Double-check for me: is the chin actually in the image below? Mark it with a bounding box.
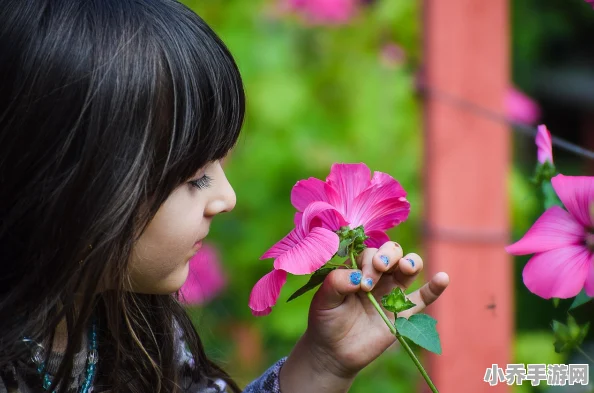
[130,263,191,295]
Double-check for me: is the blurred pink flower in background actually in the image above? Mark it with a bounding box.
[506,87,541,125]
[585,0,594,9]
[379,42,406,68]
[506,175,594,299]
[281,0,359,25]
[535,124,554,165]
[180,244,227,306]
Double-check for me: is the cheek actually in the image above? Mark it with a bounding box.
[127,186,206,294]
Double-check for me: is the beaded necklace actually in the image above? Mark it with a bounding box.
[22,319,98,393]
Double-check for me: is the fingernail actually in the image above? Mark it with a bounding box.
[350,271,362,285]
[364,278,373,288]
[380,255,389,266]
[407,258,415,267]
[394,242,400,248]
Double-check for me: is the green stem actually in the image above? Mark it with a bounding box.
[396,334,439,393]
[576,346,594,365]
[365,292,396,335]
[365,292,439,393]
[349,250,357,269]
[350,249,439,392]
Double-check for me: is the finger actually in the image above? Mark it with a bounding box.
[360,242,403,292]
[373,241,403,273]
[399,272,450,318]
[371,252,423,296]
[392,253,423,289]
[354,247,377,268]
[311,269,363,311]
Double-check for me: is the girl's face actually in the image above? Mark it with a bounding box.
[128,160,236,294]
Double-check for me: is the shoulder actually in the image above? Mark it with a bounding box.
[242,357,287,393]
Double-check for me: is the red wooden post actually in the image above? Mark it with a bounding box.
[423,1,513,392]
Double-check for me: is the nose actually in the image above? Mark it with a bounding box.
[204,163,236,217]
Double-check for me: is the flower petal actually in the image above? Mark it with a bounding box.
[179,245,226,305]
[505,206,584,255]
[535,125,553,165]
[291,177,329,212]
[248,269,288,316]
[364,230,390,248]
[584,256,594,297]
[523,246,591,299]
[301,200,348,232]
[370,171,407,197]
[273,227,339,274]
[551,174,594,228]
[326,163,372,216]
[261,226,304,260]
[349,183,411,231]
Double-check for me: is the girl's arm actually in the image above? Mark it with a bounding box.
[277,334,355,393]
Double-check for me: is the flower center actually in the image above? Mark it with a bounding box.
[585,232,594,251]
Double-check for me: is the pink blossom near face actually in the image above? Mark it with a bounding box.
[505,174,594,299]
[179,243,227,306]
[249,163,410,315]
[506,87,541,125]
[535,124,554,165]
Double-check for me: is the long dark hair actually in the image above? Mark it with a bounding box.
[0,0,245,392]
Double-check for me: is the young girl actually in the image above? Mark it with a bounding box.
[0,0,450,392]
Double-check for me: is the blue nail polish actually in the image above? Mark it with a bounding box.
[364,278,373,288]
[350,271,362,285]
[380,255,389,266]
[407,258,415,267]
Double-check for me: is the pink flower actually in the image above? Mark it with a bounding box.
[535,124,553,165]
[505,174,594,299]
[179,244,227,306]
[506,87,541,125]
[283,0,358,25]
[249,163,410,315]
[586,0,594,8]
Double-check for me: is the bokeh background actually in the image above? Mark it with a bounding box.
[178,0,594,391]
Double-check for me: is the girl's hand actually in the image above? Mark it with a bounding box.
[279,241,449,393]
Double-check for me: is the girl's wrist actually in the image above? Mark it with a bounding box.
[279,332,356,393]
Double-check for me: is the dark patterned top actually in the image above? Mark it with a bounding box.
[0,330,286,393]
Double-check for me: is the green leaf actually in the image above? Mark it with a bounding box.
[552,298,560,308]
[396,314,442,355]
[569,289,593,310]
[337,238,354,258]
[381,287,416,314]
[552,315,590,353]
[287,267,336,302]
[541,181,563,210]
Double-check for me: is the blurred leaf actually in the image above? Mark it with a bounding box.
[541,180,563,210]
[552,315,590,353]
[396,315,442,355]
[570,289,594,310]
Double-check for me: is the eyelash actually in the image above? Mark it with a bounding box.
[189,175,213,190]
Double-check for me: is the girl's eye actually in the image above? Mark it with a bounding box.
[189,175,213,190]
